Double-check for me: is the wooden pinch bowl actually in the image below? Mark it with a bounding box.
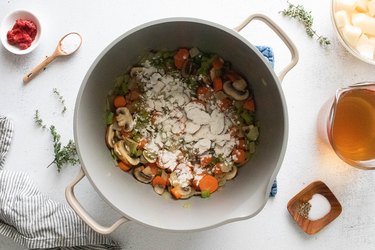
[287,181,342,235]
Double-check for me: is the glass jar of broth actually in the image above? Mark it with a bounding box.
[318,82,375,170]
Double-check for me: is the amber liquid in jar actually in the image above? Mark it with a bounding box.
[330,88,375,162]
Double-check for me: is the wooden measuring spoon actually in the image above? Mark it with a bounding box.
[23,32,82,83]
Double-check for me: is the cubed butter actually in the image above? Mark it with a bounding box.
[369,37,375,45]
[352,13,368,26]
[342,25,363,46]
[357,33,370,45]
[335,10,351,28]
[355,0,369,12]
[356,43,375,59]
[335,0,357,12]
[368,0,375,16]
[352,13,375,36]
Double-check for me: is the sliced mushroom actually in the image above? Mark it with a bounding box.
[105,124,115,149]
[219,162,233,173]
[143,150,157,163]
[225,165,238,180]
[153,185,165,195]
[153,171,168,195]
[174,185,196,199]
[133,166,153,184]
[232,79,247,92]
[182,59,198,77]
[113,140,140,166]
[115,107,134,132]
[223,80,249,101]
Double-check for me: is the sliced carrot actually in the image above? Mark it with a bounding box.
[199,175,219,193]
[212,56,224,70]
[137,138,148,149]
[238,138,246,150]
[113,95,127,108]
[197,86,210,96]
[174,48,189,69]
[152,176,167,187]
[243,98,255,111]
[117,161,131,172]
[225,71,240,82]
[146,162,159,175]
[213,163,223,175]
[200,155,212,168]
[218,97,232,111]
[170,187,182,199]
[232,148,246,164]
[213,77,223,91]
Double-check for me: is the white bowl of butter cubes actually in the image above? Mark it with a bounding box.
[333,0,375,64]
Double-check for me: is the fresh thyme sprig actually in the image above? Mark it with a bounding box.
[34,110,46,129]
[47,125,79,172]
[53,88,67,113]
[280,1,331,47]
[34,88,79,172]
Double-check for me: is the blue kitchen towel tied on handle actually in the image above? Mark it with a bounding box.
[256,45,278,197]
[0,46,277,250]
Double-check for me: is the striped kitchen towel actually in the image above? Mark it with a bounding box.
[0,116,121,249]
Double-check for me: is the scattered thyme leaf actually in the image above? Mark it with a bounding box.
[280,1,331,47]
[34,110,78,172]
[53,88,67,113]
[47,125,79,172]
[34,110,46,129]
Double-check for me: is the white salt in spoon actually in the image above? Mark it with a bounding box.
[23,32,82,83]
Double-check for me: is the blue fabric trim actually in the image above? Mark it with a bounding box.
[256,45,275,68]
[255,46,277,197]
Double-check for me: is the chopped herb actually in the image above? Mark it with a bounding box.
[280,1,331,47]
[53,88,67,113]
[34,108,78,173]
[113,75,130,96]
[34,110,46,129]
[47,125,79,172]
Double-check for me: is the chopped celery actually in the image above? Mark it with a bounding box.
[247,126,259,141]
[248,141,256,154]
[197,61,210,75]
[132,132,142,142]
[110,149,118,161]
[189,47,200,58]
[240,111,253,125]
[105,112,114,125]
[201,190,211,198]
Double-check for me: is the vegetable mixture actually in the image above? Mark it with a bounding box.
[105,47,259,199]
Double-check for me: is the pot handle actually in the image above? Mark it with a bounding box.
[65,168,128,234]
[234,14,299,82]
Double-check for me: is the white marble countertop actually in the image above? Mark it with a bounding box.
[1,0,375,249]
